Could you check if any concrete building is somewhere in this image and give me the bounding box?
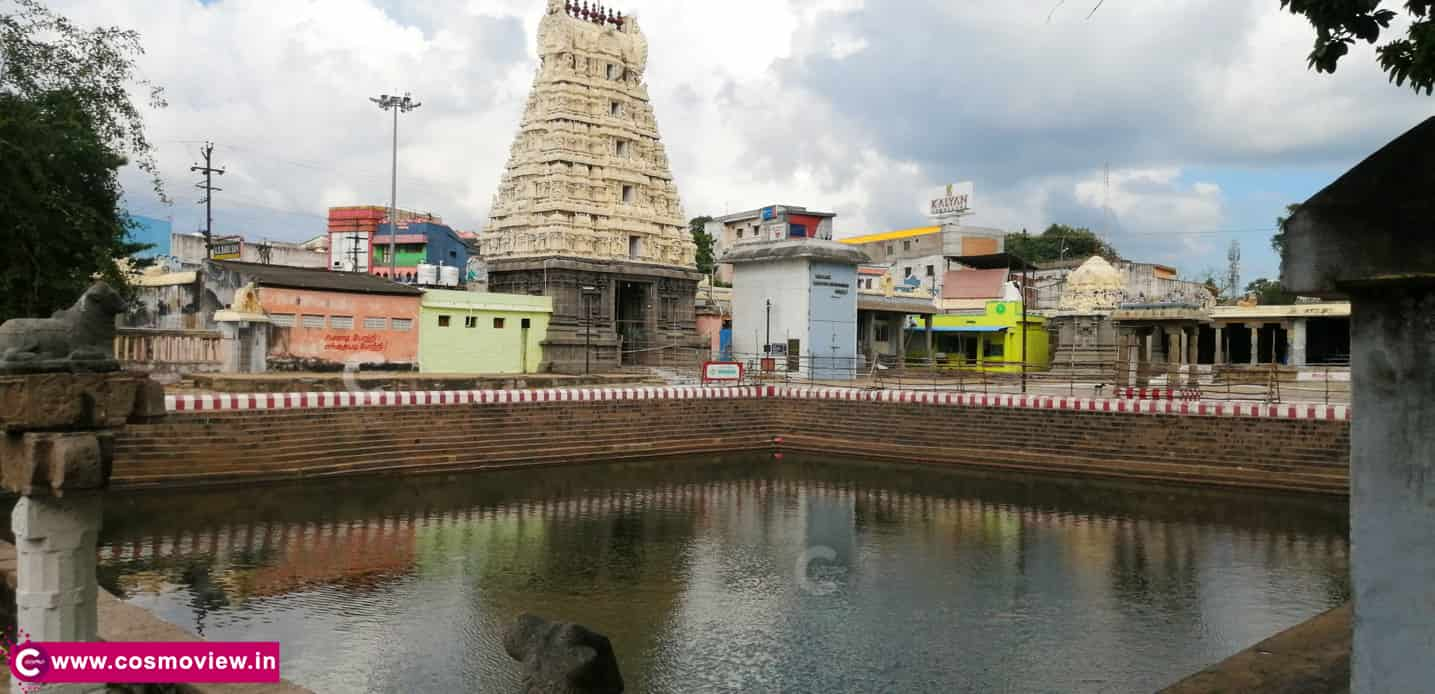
[857,294,939,370]
[481,1,703,373]
[1281,115,1435,694]
[1033,257,1211,311]
[418,290,552,374]
[909,301,1051,373]
[327,206,442,274]
[708,205,837,284]
[168,232,329,270]
[723,240,870,380]
[1205,302,1350,367]
[839,224,1007,298]
[369,221,470,285]
[207,261,423,370]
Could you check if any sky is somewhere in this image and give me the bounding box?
[48,0,1434,284]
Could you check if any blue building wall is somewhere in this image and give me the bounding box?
[125,215,172,259]
[374,221,469,270]
[807,261,859,380]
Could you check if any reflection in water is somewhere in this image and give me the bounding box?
[93,455,1349,694]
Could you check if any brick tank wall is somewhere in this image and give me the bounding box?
[114,397,777,489]
[772,399,1349,495]
[114,387,1351,494]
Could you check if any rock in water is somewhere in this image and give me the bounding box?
[503,614,624,694]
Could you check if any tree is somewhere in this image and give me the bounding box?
[1279,1,1435,95]
[0,0,166,321]
[1079,2,1434,95]
[689,215,715,276]
[1193,266,1227,299]
[1245,278,1299,305]
[1003,224,1120,265]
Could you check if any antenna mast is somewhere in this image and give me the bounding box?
[1225,240,1241,300]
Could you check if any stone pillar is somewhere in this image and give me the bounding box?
[12,493,102,643]
[1291,318,1308,367]
[0,372,154,694]
[1248,323,1260,366]
[1136,329,1153,388]
[1115,329,1132,387]
[890,314,905,369]
[1348,286,1435,693]
[862,312,876,370]
[1214,325,1225,365]
[1165,326,1183,384]
[924,315,935,370]
[1186,327,1200,386]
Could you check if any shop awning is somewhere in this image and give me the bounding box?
[912,325,1008,333]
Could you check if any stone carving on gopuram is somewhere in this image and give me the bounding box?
[482,1,703,373]
[485,0,695,267]
[1057,256,1124,314]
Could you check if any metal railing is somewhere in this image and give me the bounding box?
[615,346,1350,405]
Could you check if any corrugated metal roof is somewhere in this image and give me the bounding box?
[211,260,423,296]
[838,226,942,246]
[913,325,1007,333]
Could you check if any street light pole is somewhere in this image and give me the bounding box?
[370,92,422,279]
[765,299,772,356]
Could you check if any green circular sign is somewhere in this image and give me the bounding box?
[995,303,1008,315]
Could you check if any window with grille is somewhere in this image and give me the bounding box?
[438,315,451,328]
[465,316,478,329]
[391,318,413,331]
[493,317,506,329]
[363,317,387,330]
[270,314,296,328]
[330,316,354,330]
[301,315,324,329]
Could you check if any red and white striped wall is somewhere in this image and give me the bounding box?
[164,385,1350,421]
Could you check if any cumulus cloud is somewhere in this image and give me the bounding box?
[49,0,1432,275]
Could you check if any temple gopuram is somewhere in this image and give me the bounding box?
[482,0,702,372]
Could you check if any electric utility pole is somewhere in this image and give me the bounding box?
[191,142,225,255]
[370,92,422,278]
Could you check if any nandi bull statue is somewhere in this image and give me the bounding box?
[504,614,624,694]
[0,282,127,374]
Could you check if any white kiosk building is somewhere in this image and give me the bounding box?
[722,240,871,381]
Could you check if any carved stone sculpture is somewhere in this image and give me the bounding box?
[0,282,125,374]
[1058,256,1125,314]
[503,614,624,694]
[483,3,695,269]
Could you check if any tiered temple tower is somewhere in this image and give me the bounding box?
[483,0,702,372]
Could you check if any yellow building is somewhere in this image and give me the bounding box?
[418,290,552,374]
[906,301,1050,373]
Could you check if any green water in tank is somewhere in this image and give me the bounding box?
[91,455,1349,693]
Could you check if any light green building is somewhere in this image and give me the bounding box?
[906,301,1051,373]
[419,290,552,374]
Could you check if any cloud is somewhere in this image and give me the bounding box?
[46,0,1431,278]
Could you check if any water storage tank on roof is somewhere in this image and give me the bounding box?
[417,264,438,286]
[440,265,460,287]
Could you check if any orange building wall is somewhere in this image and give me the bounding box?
[696,313,724,356]
[261,287,420,366]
